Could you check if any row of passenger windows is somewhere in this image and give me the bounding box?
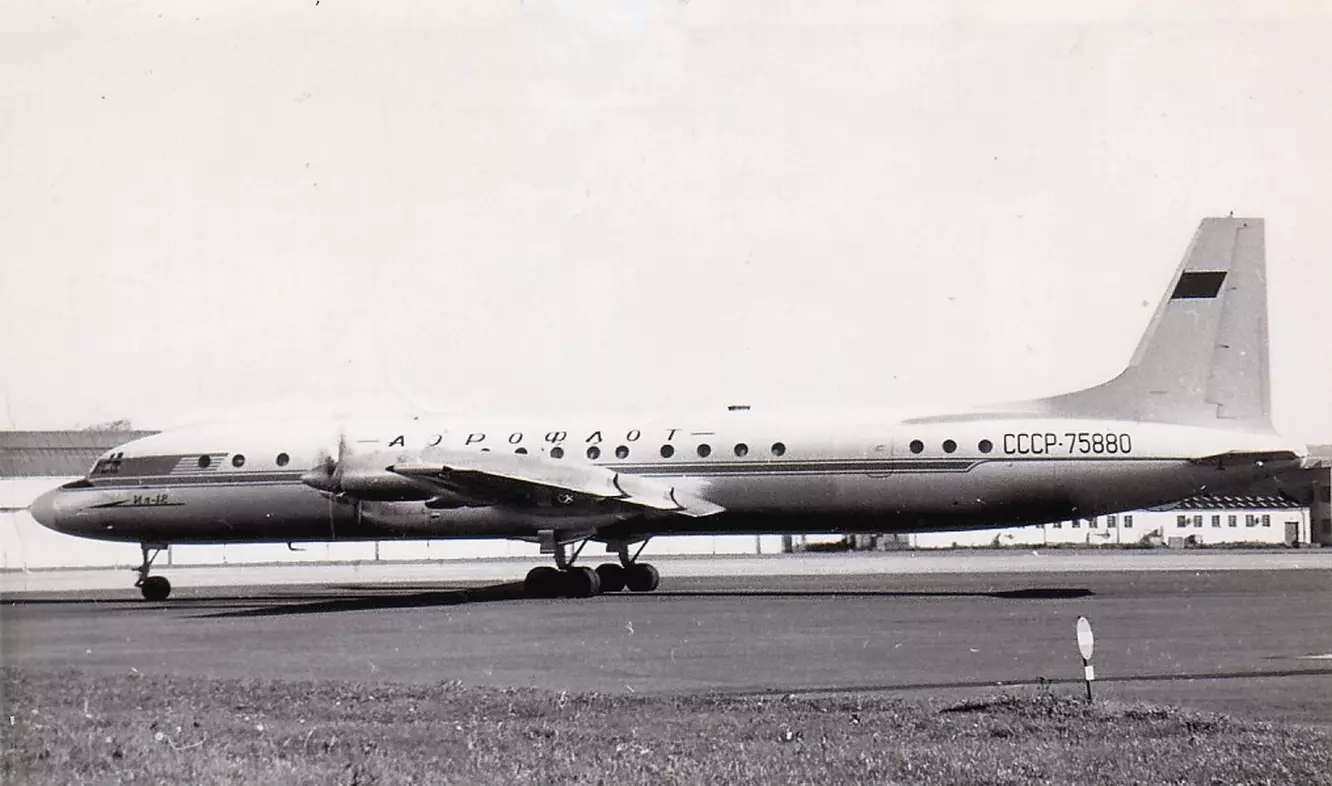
[908,439,993,455]
[199,453,290,469]
[203,443,793,469]
[549,442,788,461]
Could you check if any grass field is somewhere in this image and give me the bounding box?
[4,668,1329,785]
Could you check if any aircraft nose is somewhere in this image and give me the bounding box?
[28,487,61,530]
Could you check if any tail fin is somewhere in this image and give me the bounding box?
[1034,217,1272,432]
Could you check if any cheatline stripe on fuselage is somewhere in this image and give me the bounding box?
[78,455,1180,489]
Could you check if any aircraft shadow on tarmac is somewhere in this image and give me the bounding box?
[191,584,1093,618]
[197,582,532,618]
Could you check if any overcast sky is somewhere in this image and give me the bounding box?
[2,1,1329,439]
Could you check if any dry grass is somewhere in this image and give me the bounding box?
[3,667,1329,785]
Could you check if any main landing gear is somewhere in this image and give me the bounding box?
[134,543,171,601]
[522,539,660,599]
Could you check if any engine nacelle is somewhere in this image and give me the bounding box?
[336,467,437,502]
[300,453,437,502]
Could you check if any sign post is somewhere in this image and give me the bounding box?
[1076,616,1095,703]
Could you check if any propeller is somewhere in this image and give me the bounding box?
[300,429,350,494]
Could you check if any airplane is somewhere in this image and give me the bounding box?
[28,217,1307,601]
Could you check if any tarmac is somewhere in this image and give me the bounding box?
[3,550,1331,728]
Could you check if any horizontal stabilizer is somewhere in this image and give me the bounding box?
[1188,450,1303,468]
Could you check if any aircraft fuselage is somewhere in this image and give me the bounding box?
[33,412,1302,545]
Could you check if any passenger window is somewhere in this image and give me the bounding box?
[615,445,629,459]
[771,442,786,457]
[197,455,212,469]
[276,452,290,467]
[942,439,957,454]
[697,444,712,458]
[586,446,601,460]
[551,446,565,459]
[231,454,246,468]
[515,447,528,455]
[734,443,749,457]
[978,439,993,453]
[660,444,675,459]
[909,440,924,454]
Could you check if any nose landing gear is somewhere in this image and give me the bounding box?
[134,543,171,601]
[522,538,659,599]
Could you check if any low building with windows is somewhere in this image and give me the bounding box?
[901,494,1309,549]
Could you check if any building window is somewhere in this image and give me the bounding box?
[1193,515,1203,528]
[909,440,924,454]
[942,439,957,454]
[1262,514,1271,527]
[660,444,675,459]
[1211,514,1221,528]
[697,444,712,458]
[1228,514,1237,527]
[1320,486,1331,503]
[551,446,565,459]
[1246,514,1257,527]
[231,454,245,468]
[1107,515,1117,528]
[1088,517,1098,529]
[586,446,601,460]
[615,445,629,459]
[1124,514,1133,528]
[734,443,749,458]
[771,442,786,457]
[978,439,993,454]
[1072,520,1080,528]
[1052,521,1062,528]
[1177,515,1188,528]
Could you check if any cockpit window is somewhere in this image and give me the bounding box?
[92,457,122,475]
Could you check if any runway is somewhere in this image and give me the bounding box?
[4,552,1331,728]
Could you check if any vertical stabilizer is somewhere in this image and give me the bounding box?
[1033,217,1271,431]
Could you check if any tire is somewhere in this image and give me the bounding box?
[524,566,562,598]
[564,567,602,598]
[625,563,660,593]
[595,563,626,593]
[140,575,171,601]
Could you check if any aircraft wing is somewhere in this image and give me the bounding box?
[388,450,724,518]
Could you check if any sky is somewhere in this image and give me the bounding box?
[2,1,1330,439]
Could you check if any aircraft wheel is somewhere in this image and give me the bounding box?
[524,566,562,599]
[564,566,602,598]
[625,563,659,593]
[595,563,626,593]
[140,576,171,601]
